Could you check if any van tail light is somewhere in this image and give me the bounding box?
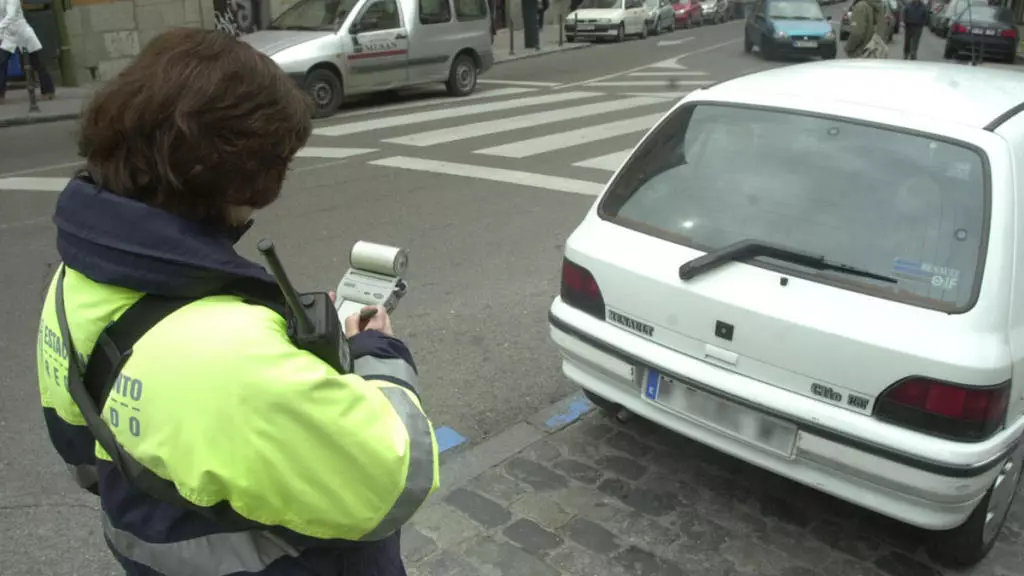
[875,377,1011,441]
[561,258,606,320]
[999,29,1017,39]
[951,23,967,34]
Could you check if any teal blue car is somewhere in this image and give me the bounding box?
[744,0,838,59]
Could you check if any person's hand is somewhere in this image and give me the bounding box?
[345,305,393,337]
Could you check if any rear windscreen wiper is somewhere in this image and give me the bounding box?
[678,239,897,283]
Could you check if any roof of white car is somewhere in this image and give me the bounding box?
[703,60,1024,130]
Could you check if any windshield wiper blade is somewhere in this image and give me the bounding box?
[678,239,897,283]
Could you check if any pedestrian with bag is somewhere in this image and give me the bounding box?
[0,0,55,103]
[902,0,928,59]
[35,27,437,576]
[844,0,889,58]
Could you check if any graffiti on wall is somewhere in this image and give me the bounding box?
[213,0,261,36]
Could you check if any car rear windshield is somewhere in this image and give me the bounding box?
[956,6,1015,22]
[599,104,989,312]
[767,0,824,19]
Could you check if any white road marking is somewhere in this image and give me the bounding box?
[383,96,665,147]
[314,91,601,136]
[573,149,633,171]
[0,160,82,178]
[554,38,741,89]
[478,79,562,87]
[629,71,709,76]
[475,113,662,158]
[620,91,693,98]
[657,39,687,46]
[324,87,536,120]
[0,177,67,191]
[369,156,605,196]
[585,80,714,87]
[295,147,378,159]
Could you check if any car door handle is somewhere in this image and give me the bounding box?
[395,32,408,39]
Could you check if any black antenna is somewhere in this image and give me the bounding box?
[257,238,315,336]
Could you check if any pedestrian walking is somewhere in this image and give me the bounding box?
[0,0,56,104]
[844,0,889,58]
[903,0,928,59]
[538,0,550,30]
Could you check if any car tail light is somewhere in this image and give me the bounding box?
[561,258,606,320]
[875,377,1011,441]
[951,23,967,33]
[999,29,1017,38]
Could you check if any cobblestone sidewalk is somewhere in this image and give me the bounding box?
[402,410,1023,576]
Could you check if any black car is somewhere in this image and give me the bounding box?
[943,5,1019,62]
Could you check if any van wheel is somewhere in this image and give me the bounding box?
[617,23,626,41]
[567,34,576,42]
[927,448,1023,567]
[446,54,477,97]
[304,68,343,119]
[744,31,753,52]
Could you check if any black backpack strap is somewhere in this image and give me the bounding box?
[54,266,255,530]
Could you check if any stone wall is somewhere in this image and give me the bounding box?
[63,0,299,84]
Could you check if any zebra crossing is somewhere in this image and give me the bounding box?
[0,57,717,197]
[290,56,716,196]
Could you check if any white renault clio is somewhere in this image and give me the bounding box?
[548,59,1024,567]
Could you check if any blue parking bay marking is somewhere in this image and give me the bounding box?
[435,426,468,453]
[644,369,660,400]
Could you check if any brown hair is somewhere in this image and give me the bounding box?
[78,28,313,228]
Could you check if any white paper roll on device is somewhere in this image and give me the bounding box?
[350,241,408,277]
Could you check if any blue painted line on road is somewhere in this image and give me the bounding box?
[435,426,468,453]
[544,395,594,430]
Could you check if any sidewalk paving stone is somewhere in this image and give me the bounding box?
[405,408,1023,576]
[0,83,97,127]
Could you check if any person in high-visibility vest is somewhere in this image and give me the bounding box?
[36,27,438,576]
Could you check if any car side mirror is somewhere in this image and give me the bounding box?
[350,22,362,34]
[826,15,832,19]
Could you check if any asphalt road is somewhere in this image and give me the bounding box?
[0,12,995,575]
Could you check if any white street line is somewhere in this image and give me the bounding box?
[629,71,709,76]
[621,91,693,98]
[325,87,536,120]
[657,39,687,46]
[475,113,662,159]
[586,80,714,87]
[0,160,82,178]
[384,96,665,147]
[369,156,604,196]
[555,38,741,90]
[0,177,67,192]
[295,147,378,159]
[314,91,600,136]
[573,149,633,171]
[478,79,561,87]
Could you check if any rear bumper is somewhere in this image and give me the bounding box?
[947,36,1017,57]
[548,297,1024,531]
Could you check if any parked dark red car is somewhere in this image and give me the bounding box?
[672,0,702,26]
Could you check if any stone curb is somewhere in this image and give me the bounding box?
[0,112,80,128]
[493,42,592,66]
[0,42,592,130]
[431,391,596,502]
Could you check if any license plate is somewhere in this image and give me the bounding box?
[793,40,818,48]
[984,29,996,36]
[643,369,798,457]
[971,27,984,34]
[578,24,595,30]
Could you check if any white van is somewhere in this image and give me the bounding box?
[548,59,1024,567]
[242,0,494,117]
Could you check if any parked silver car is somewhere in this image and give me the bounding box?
[242,0,494,118]
[645,0,679,33]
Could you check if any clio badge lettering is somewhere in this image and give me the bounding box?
[607,310,655,337]
[810,382,870,411]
